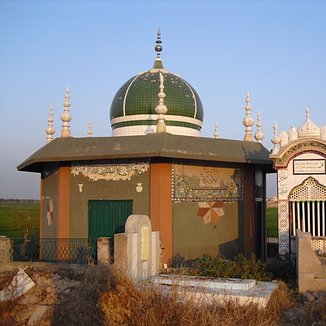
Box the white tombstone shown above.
[114,215,161,281]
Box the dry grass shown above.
[100,273,295,326]
[0,270,18,326]
[1,265,325,326]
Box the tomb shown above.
[270,109,326,254]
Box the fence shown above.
[266,228,278,257]
[10,238,97,264]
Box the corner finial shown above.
[61,85,72,138]
[271,122,280,155]
[214,123,219,139]
[242,91,255,141]
[87,121,93,137]
[255,112,264,143]
[45,104,55,143]
[155,72,168,133]
[155,28,162,58]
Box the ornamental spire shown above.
[155,72,168,133]
[271,122,281,155]
[255,112,264,143]
[45,105,55,143]
[60,86,72,138]
[87,121,93,137]
[155,28,162,58]
[242,91,255,141]
[152,29,165,70]
[214,123,219,139]
[298,107,320,138]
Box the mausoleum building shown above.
[18,31,274,264]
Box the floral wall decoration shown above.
[197,202,224,224]
[172,164,243,202]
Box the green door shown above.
[88,200,133,240]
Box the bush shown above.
[265,254,296,287]
[186,253,272,281]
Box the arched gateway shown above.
[270,109,326,254]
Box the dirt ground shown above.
[0,262,108,326]
[0,262,325,326]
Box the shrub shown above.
[265,254,296,287]
[187,253,272,281]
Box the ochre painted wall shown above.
[150,163,173,264]
[57,167,71,238]
[172,202,243,260]
[41,171,59,238]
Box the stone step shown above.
[315,272,326,279]
[321,264,326,273]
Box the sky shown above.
[0,0,325,199]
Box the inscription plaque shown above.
[293,159,325,175]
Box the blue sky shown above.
[0,0,325,199]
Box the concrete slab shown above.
[150,274,278,308]
[27,305,50,326]
[152,274,256,290]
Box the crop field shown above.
[0,202,40,238]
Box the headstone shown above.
[0,236,12,263]
[97,237,110,265]
[114,215,161,281]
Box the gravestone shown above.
[114,215,161,281]
[0,236,12,263]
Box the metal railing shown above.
[10,238,97,264]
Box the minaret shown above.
[60,86,72,138]
[87,121,93,137]
[271,122,281,155]
[155,72,168,133]
[255,112,264,143]
[242,91,255,141]
[45,105,55,143]
[214,123,219,139]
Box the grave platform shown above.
[150,274,278,308]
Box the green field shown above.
[266,207,278,238]
[0,202,40,238]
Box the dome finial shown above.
[155,72,168,133]
[155,28,162,58]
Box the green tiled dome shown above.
[110,59,204,137]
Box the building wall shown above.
[70,168,150,238]
[170,162,252,261]
[173,202,243,259]
[41,171,59,238]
